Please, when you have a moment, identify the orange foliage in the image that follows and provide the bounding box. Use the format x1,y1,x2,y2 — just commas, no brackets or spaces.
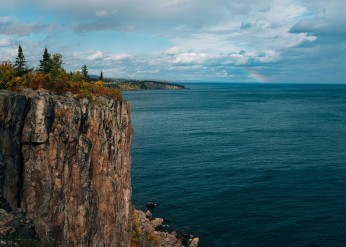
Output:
6,76,26,92
2,66,122,100
26,72,47,90
108,88,123,101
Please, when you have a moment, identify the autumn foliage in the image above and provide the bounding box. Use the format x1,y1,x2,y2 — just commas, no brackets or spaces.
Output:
0,49,122,101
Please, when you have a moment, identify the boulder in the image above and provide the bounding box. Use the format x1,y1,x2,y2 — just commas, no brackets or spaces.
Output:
151,217,164,229
145,210,153,220
188,237,199,247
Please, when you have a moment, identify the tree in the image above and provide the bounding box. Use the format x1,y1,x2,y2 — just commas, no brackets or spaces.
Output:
14,45,27,75
50,53,64,72
39,48,52,73
81,64,89,81
99,71,103,81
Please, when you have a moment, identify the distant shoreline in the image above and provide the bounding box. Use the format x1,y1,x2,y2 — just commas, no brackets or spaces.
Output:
101,79,187,91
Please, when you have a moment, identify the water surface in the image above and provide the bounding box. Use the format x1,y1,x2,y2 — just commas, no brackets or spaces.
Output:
125,83,346,247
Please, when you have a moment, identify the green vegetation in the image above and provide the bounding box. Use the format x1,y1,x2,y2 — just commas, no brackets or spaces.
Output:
14,45,32,76
131,208,142,247
0,46,122,101
38,48,51,73
131,207,161,247
81,64,89,81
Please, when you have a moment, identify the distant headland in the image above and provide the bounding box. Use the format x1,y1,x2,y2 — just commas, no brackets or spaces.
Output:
90,76,187,90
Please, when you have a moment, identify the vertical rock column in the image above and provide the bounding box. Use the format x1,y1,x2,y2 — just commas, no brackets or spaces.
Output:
0,90,132,247
0,92,29,209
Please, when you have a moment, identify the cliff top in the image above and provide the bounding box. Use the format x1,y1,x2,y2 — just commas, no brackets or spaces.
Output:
1,46,122,101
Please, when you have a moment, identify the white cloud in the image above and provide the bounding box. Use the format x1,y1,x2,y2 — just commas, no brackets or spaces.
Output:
106,53,132,61
172,52,206,65
96,10,109,17
0,38,12,47
87,50,103,60
164,46,187,55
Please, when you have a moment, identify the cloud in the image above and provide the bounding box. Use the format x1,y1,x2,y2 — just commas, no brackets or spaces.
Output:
240,22,254,30
0,38,13,47
172,52,206,65
87,50,103,60
73,20,121,33
96,10,109,17
1,0,345,82
0,16,57,36
164,46,188,55
106,53,132,61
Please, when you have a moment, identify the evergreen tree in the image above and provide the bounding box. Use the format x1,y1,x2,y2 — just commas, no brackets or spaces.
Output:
81,65,89,81
99,71,103,81
14,45,27,75
39,48,52,73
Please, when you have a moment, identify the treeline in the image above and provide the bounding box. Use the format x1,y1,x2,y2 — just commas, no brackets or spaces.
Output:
0,45,121,100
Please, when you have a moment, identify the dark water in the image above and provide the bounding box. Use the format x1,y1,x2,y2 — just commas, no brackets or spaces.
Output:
124,83,346,247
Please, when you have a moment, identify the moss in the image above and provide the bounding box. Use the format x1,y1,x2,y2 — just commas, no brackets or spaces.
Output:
131,207,142,247
131,207,161,247
146,229,161,246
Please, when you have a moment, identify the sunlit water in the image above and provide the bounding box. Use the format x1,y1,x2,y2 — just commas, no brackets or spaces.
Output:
124,83,346,247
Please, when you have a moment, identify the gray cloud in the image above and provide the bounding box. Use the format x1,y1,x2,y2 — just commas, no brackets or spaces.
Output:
73,20,123,33
0,16,57,36
1,0,345,82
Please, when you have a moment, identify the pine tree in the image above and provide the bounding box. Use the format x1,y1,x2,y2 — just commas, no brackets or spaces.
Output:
14,45,27,75
99,71,103,81
39,48,52,73
81,65,89,81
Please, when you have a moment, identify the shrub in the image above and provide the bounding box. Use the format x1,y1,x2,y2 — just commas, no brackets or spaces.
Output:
108,88,123,101
1,48,123,101
26,72,47,90
6,76,26,92
131,208,142,246
0,61,16,89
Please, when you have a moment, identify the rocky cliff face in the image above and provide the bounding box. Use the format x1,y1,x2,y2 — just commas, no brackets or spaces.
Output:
0,89,132,246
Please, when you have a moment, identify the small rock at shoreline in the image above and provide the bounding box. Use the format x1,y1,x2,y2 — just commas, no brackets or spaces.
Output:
145,210,153,220
188,237,200,247
146,202,159,209
151,218,164,229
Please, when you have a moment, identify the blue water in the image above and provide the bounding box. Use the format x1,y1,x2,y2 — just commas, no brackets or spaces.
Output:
124,83,346,247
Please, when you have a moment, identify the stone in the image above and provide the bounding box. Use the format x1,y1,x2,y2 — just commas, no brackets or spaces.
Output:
146,202,159,209
0,206,37,240
188,237,199,247
145,210,152,219
0,90,132,247
151,218,164,229
133,210,184,247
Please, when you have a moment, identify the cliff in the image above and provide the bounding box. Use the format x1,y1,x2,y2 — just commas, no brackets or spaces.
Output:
0,89,132,246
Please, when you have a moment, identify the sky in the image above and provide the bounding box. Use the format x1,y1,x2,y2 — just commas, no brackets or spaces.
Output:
0,0,345,83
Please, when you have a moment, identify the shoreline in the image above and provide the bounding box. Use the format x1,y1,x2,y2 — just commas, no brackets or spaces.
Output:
132,208,199,247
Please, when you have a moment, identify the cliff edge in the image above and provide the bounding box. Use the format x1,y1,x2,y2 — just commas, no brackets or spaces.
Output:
0,89,132,246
